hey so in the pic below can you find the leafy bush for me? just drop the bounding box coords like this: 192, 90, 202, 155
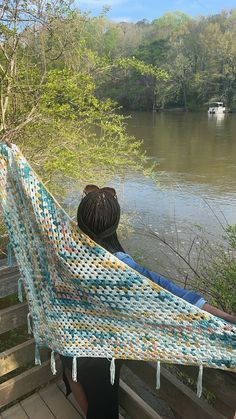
144, 222, 236, 314
198, 225, 236, 314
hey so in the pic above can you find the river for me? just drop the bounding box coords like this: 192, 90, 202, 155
114, 111, 236, 278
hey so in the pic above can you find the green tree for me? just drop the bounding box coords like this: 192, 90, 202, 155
0, 2, 167, 195
96, 9, 236, 110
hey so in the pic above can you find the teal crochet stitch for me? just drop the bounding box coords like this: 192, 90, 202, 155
0, 143, 235, 372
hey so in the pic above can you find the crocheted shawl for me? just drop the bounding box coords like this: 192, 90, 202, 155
0, 143, 236, 373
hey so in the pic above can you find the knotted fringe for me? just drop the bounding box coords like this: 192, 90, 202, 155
110, 358, 116, 385
72, 356, 77, 382
27, 313, 32, 334
35, 343, 41, 366
156, 360, 161, 390
50, 351, 57, 375
18, 278, 23, 303
7, 242, 13, 267
197, 364, 203, 397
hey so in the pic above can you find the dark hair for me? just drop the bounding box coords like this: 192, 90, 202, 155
77, 189, 125, 254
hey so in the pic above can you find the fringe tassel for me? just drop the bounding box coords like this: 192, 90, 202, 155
72, 356, 77, 382
27, 313, 32, 334
197, 364, 203, 397
35, 343, 41, 366
50, 351, 57, 375
110, 358, 115, 385
7, 242, 13, 267
156, 360, 161, 390
18, 278, 23, 303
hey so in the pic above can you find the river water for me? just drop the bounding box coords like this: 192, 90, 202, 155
114, 111, 236, 278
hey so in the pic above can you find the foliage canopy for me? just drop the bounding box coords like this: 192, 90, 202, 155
0, 1, 166, 192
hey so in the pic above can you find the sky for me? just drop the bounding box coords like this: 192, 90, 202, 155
76, 0, 236, 22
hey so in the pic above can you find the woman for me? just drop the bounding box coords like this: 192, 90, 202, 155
61, 184, 236, 419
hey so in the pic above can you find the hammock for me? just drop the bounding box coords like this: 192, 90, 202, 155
0, 143, 235, 388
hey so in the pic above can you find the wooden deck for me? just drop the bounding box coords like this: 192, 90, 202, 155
0, 381, 131, 419
1, 382, 85, 419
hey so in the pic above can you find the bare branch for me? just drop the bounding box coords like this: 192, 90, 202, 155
0, 0, 8, 20
137, 220, 203, 279
2, 104, 39, 141
202, 197, 227, 231
0, 43, 10, 62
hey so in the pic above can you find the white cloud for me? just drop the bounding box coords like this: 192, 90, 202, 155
111, 16, 133, 22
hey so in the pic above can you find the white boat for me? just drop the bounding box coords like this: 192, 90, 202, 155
208, 102, 225, 114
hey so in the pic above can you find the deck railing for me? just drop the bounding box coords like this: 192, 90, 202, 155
0, 259, 235, 418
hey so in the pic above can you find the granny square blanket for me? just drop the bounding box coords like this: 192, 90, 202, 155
0, 143, 236, 371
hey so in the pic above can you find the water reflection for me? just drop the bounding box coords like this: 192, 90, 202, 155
118, 111, 236, 272
208, 112, 225, 127
126, 112, 236, 192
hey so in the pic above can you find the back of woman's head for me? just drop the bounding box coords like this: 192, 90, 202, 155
77, 186, 124, 254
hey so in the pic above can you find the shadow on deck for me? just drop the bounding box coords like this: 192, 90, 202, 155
1, 382, 85, 419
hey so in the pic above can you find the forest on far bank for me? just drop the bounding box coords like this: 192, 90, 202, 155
96, 9, 236, 111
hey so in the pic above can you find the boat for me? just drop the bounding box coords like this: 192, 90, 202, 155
208, 102, 226, 114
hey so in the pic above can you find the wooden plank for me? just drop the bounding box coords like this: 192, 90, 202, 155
119, 379, 162, 419
39, 383, 82, 419
20, 393, 55, 419
0, 258, 16, 269
157, 366, 227, 419
0, 339, 51, 376
178, 365, 236, 413
0, 258, 9, 268
0, 265, 19, 279
212, 400, 235, 419
1, 403, 28, 419
0, 303, 28, 334
125, 361, 225, 419
0, 268, 20, 298
0, 340, 35, 376
0, 360, 61, 408
56, 381, 85, 419
58, 377, 162, 419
